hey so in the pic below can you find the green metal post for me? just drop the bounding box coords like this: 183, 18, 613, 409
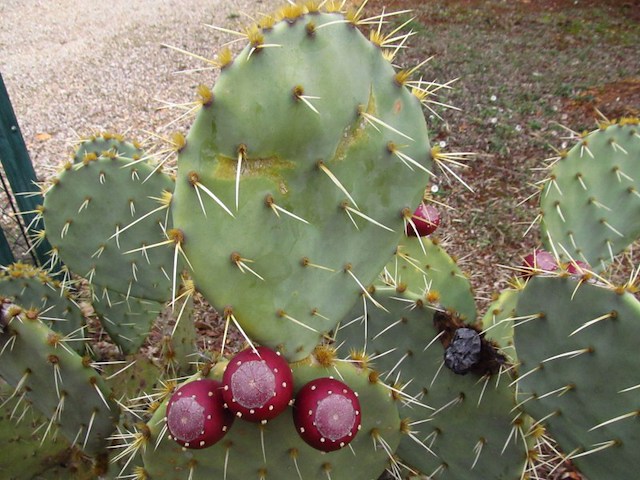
0, 225, 14, 266
0, 72, 51, 266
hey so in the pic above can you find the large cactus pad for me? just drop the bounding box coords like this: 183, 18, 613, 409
335, 239, 528, 479
172, 8, 432, 361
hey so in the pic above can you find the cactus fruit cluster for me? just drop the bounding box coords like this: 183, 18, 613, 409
0, 1, 639, 479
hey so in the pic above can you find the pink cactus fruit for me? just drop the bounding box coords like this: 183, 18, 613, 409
566, 260, 590, 275
222, 346, 294, 423
406, 202, 441, 237
293, 377, 362, 452
521, 249, 558, 275
166, 378, 234, 449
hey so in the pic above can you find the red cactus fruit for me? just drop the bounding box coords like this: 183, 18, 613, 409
406, 203, 440, 237
222, 346, 294, 423
521, 249, 558, 275
166, 378, 234, 449
293, 377, 361, 452
566, 260, 590, 275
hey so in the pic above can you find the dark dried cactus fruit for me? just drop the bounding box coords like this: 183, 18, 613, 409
443, 327, 482, 374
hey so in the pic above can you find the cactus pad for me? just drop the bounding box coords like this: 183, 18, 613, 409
540, 119, 640, 269
514, 275, 640, 479
42, 149, 176, 302
172, 9, 433, 361
335, 240, 528, 479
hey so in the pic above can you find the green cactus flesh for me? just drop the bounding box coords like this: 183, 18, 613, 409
0, 379, 76, 480
0, 303, 119, 456
334, 240, 528, 479
158, 284, 197, 375
42, 151, 176, 302
102, 353, 162, 403
393, 237, 477, 322
481, 286, 521, 364
140, 357, 401, 480
540, 120, 640, 270
92, 288, 164, 355
172, 11, 432, 361
0, 263, 85, 350
513, 275, 640, 478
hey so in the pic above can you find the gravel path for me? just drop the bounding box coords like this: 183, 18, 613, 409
1, 0, 280, 177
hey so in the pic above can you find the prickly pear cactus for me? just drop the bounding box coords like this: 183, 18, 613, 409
540, 119, 640, 270
172, 6, 433, 361
514, 275, 640, 479
10, 3, 639, 480
139, 354, 402, 480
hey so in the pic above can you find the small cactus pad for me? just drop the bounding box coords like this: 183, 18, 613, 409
172, 8, 432, 361
222, 346, 293, 423
0, 301, 119, 455
293, 376, 361, 452
513, 275, 640, 479
141, 357, 401, 479
540, 119, 640, 270
0, 263, 85, 348
42, 148, 175, 302
166, 378, 234, 449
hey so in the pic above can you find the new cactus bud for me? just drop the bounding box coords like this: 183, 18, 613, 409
166, 378, 234, 449
221, 346, 293, 422
293, 377, 361, 452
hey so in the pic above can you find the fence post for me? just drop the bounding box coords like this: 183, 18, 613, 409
0, 72, 52, 267
0, 226, 15, 266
